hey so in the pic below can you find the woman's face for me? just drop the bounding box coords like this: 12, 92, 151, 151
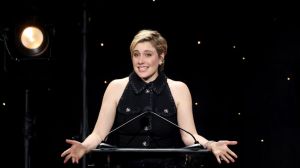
131, 41, 164, 82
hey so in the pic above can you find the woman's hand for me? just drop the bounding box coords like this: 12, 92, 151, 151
209, 140, 238, 164
61, 139, 87, 164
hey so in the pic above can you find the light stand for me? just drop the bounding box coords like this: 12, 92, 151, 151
24, 89, 33, 168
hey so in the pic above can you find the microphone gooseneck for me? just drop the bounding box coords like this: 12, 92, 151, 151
102, 111, 149, 143
100, 110, 201, 149
149, 112, 199, 145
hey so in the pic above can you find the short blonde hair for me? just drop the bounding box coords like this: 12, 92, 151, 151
130, 29, 167, 57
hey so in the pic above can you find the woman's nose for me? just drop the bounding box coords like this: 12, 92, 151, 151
138, 56, 144, 64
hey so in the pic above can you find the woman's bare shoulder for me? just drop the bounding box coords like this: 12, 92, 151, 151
167, 78, 190, 106
103, 77, 129, 103
110, 77, 129, 86
167, 78, 188, 90
106, 77, 128, 91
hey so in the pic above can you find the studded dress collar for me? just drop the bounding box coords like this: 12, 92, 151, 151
129, 71, 167, 95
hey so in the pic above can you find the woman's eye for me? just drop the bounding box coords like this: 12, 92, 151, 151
133, 53, 139, 57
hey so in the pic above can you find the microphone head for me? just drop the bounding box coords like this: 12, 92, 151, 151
98, 142, 117, 149
183, 143, 203, 150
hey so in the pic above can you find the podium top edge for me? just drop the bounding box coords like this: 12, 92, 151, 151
91, 148, 210, 153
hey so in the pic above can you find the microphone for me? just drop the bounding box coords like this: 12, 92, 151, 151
149, 111, 202, 149
99, 110, 202, 150
99, 111, 150, 148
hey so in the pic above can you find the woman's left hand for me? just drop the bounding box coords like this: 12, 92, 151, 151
210, 140, 238, 164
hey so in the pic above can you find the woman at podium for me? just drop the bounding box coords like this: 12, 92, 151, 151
61, 29, 238, 167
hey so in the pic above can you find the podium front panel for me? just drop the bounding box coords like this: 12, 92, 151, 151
88, 148, 213, 168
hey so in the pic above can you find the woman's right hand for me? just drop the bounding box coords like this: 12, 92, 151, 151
61, 139, 87, 164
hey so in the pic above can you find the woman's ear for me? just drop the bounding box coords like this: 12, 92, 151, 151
159, 53, 165, 65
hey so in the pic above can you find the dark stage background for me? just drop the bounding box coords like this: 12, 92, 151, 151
0, 1, 299, 168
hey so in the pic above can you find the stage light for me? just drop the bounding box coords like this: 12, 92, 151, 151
3, 20, 53, 61
21, 26, 44, 52
1, 17, 55, 82
16, 24, 50, 58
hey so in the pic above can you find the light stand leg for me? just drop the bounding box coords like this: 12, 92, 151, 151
24, 89, 32, 168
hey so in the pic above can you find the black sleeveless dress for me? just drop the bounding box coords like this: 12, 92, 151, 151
106, 71, 186, 168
